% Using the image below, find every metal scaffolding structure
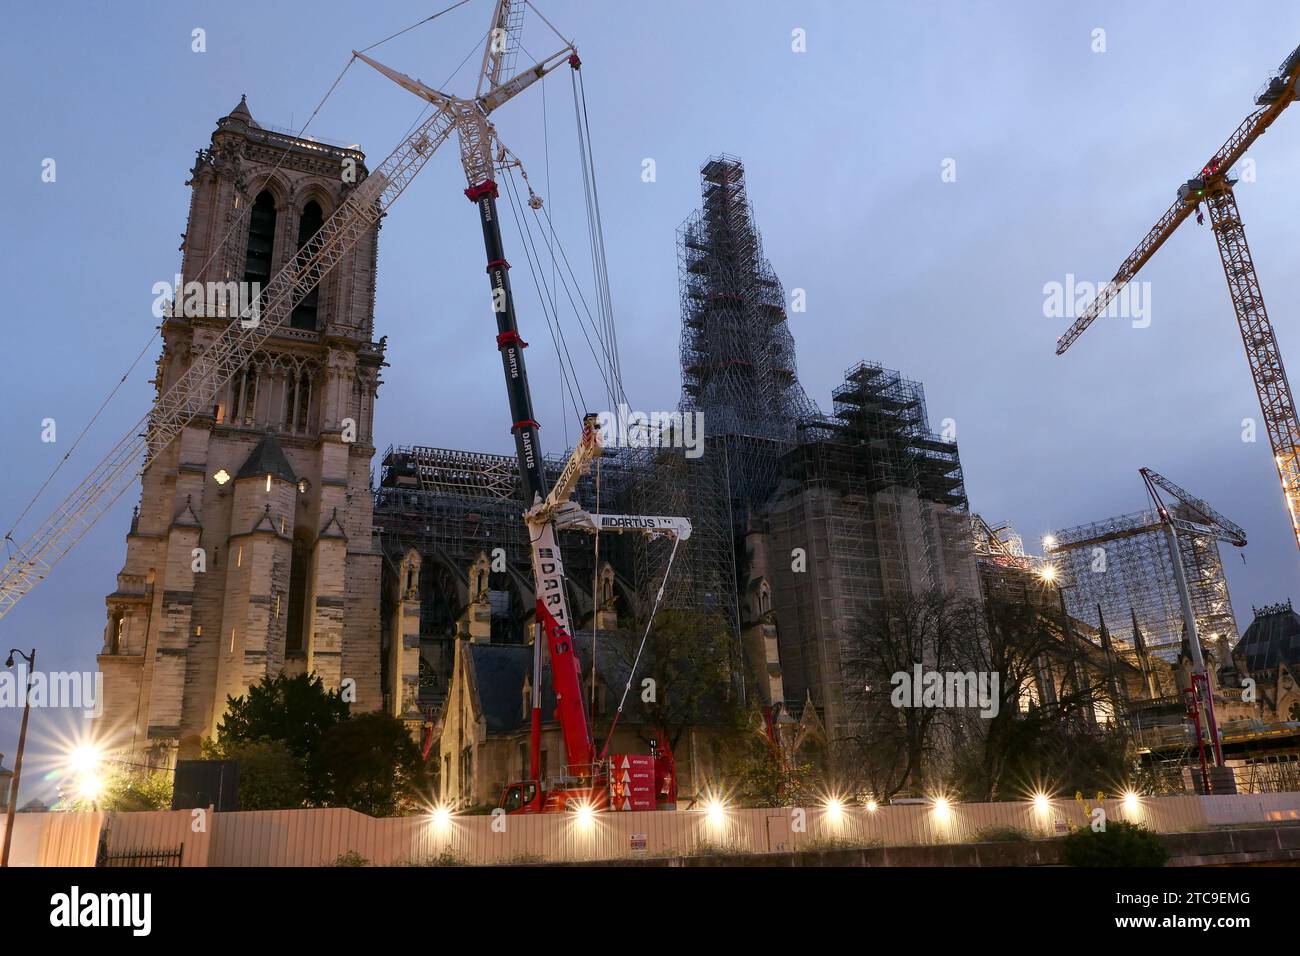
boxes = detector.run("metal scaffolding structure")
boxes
[1047,506,1240,663]
[629,156,825,665]
[374,443,635,571]
[677,155,819,522]
[766,363,971,734]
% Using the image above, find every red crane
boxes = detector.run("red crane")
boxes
[1056,41,1300,558]
[358,1,690,814]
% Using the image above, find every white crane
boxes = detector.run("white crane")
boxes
[0,2,568,622]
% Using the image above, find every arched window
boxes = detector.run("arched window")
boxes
[285,533,312,655]
[243,190,277,289]
[283,367,312,434]
[234,365,259,426]
[291,200,324,330]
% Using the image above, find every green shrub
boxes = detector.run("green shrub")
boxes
[330,850,368,867]
[801,835,883,852]
[1061,821,1168,867]
[971,825,1030,843]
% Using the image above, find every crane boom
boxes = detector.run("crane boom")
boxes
[1053,199,1192,355]
[0,109,456,622]
[1055,40,1300,557]
[1056,45,1300,358]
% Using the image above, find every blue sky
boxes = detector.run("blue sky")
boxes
[3,1,1300,786]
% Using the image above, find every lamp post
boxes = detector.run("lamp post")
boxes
[1,647,35,868]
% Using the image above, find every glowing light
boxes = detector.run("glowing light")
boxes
[932,795,952,823]
[865,798,879,813]
[213,468,231,485]
[824,797,845,823]
[1123,790,1141,814]
[75,773,104,802]
[705,796,727,828]
[69,744,103,776]
[575,801,595,829]
[1037,564,1057,583]
[1042,534,1058,551]
[431,805,452,831]
[1032,792,1051,814]
[67,743,107,805]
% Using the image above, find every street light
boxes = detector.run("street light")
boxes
[1,647,35,868]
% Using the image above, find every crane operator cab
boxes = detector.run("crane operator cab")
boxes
[500,780,540,814]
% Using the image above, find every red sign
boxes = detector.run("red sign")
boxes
[607,754,656,811]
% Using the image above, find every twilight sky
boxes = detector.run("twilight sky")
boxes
[3,1,1300,785]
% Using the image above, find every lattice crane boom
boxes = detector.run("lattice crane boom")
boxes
[1055,41,1300,557]
[1141,467,1247,547]
[0,109,457,622]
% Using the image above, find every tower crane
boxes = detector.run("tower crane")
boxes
[1055,41,1300,558]
[1045,470,1246,793]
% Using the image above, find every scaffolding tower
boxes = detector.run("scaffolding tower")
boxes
[631,156,823,671]
[766,362,970,733]
[678,155,819,520]
[1048,507,1240,664]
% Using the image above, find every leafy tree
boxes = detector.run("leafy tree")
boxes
[63,767,173,812]
[724,708,817,807]
[313,711,429,817]
[220,739,308,810]
[215,672,349,761]
[601,608,738,754]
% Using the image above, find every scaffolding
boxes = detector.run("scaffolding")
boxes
[1047,507,1240,664]
[766,362,971,734]
[677,155,819,519]
[629,157,824,673]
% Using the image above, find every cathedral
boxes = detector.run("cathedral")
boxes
[96,106,980,788]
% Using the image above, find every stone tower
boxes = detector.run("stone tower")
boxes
[97,97,386,764]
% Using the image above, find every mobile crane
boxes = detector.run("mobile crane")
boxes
[355,3,693,813]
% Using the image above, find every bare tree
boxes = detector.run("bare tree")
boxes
[837,590,983,800]
[951,586,1130,800]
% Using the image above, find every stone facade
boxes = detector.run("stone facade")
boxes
[97,99,386,764]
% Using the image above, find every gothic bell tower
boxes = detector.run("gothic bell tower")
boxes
[97,97,387,763]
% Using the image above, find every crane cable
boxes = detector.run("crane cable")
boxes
[500,166,587,426]
[600,532,681,760]
[3,4,472,546]
[571,64,624,407]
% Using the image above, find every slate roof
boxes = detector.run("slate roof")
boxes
[236,434,298,484]
[1235,601,1300,673]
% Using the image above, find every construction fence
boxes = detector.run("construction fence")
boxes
[3,792,1299,867]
